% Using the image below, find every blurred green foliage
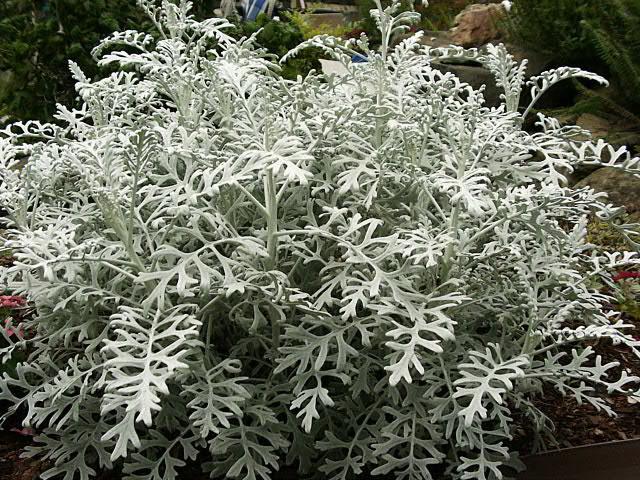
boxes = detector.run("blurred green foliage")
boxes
[506,0,640,115]
[617,279,640,321]
[0,2,322,123]
[0,0,155,122]
[355,0,413,45]
[228,13,322,80]
[287,10,356,40]
[581,0,640,111]
[505,0,602,66]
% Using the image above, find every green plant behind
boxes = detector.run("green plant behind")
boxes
[0,1,323,122]
[228,14,322,79]
[581,0,640,110]
[0,0,156,123]
[506,0,640,122]
[505,0,601,66]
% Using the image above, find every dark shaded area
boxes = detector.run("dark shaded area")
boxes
[520,439,640,480]
[0,431,41,480]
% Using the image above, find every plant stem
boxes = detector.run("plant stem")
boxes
[264,169,278,270]
[263,168,281,353]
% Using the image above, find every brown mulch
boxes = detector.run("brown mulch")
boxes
[0,256,14,268]
[513,310,640,454]
[542,337,640,447]
[545,345,639,444]
[0,431,41,480]
[534,387,639,448]
[2,337,640,480]
[3,339,638,480]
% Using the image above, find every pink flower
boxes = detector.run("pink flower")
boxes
[0,295,26,309]
[1,296,28,339]
[3,318,24,339]
[612,271,640,282]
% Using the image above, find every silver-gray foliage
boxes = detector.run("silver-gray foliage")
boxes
[1,1,640,479]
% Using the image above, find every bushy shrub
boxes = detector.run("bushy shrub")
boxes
[2,1,640,479]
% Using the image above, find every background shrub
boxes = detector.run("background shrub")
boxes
[0,1,323,123]
[505,0,601,67]
[229,13,322,79]
[0,0,154,122]
[506,0,640,115]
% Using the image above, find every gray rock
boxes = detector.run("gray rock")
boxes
[504,42,552,80]
[419,30,454,49]
[575,167,640,218]
[396,32,553,109]
[430,59,504,107]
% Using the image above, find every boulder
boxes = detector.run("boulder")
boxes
[575,167,640,218]
[450,3,506,47]
[553,111,640,152]
[430,59,503,107]
[419,30,454,49]
[576,113,611,140]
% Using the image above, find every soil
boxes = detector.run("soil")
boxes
[551,305,640,446]
[0,431,41,480]
[527,336,640,448]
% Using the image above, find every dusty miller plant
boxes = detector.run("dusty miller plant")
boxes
[1,1,640,479]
